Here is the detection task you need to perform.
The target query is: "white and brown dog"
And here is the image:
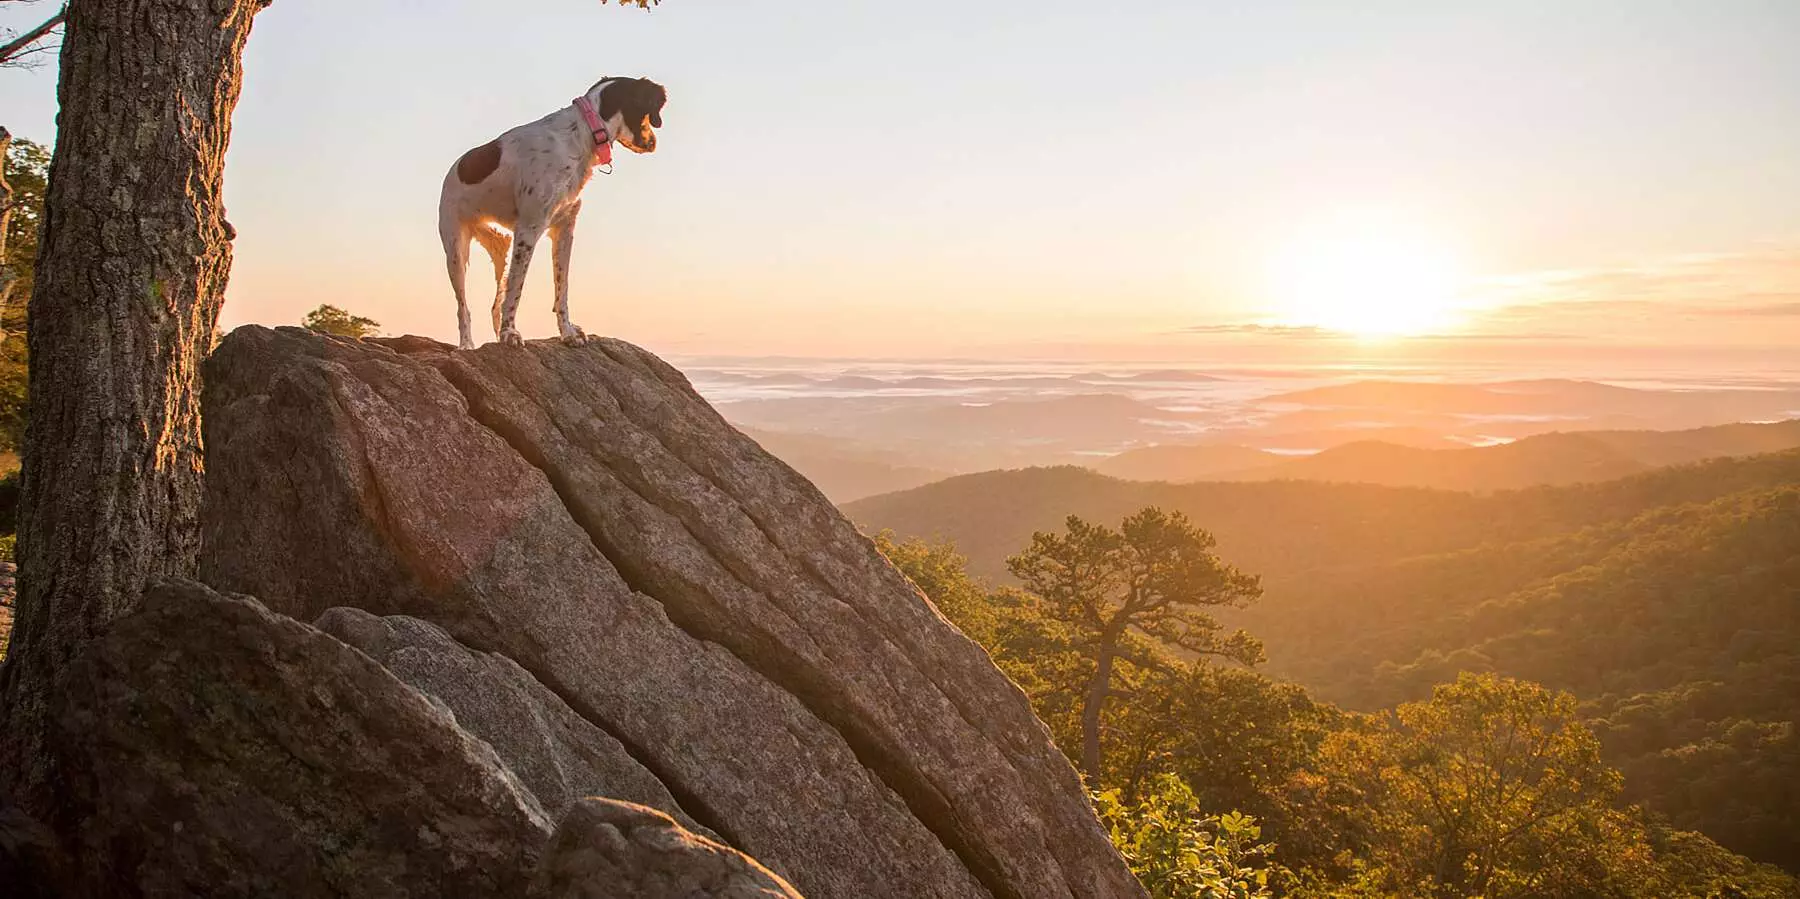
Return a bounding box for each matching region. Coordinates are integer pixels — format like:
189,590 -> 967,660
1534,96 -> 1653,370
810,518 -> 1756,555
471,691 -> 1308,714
438,76 -> 667,349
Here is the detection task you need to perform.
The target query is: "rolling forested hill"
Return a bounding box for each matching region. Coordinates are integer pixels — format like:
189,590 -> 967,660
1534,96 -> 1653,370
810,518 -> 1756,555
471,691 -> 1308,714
737,427 -> 951,502
846,450 -> 1800,869
1095,418 -> 1800,490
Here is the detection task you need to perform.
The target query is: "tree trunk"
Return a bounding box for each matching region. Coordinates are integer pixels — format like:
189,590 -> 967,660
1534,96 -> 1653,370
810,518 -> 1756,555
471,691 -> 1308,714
0,0 -> 265,816
1080,643 -> 1117,783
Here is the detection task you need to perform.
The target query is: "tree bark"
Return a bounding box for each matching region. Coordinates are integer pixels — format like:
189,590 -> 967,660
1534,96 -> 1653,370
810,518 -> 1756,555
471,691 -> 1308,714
0,0 -> 266,817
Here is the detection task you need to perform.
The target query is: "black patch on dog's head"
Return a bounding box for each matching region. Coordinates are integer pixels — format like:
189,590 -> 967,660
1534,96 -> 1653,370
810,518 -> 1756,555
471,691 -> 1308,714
456,140 -> 503,185
597,77 -> 668,130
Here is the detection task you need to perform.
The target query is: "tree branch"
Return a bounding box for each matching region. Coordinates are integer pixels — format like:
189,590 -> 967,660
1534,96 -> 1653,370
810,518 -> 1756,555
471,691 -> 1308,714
0,4 -> 66,67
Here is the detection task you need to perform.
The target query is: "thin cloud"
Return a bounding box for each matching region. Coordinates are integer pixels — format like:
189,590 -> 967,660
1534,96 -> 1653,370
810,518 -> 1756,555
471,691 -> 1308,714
1463,241 -> 1800,344
1411,331 -> 1584,341
1179,323 -> 1342,339
1701,295 -> 1800,317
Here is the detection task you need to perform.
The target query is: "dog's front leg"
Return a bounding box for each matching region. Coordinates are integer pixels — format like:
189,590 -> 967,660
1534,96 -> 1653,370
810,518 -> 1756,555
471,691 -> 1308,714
498,218 -> 548,346
550,205 -> 587,345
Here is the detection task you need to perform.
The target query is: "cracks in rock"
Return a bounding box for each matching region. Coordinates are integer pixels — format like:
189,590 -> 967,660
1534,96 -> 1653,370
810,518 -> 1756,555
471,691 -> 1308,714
576,346 -> 1034,896
440,348 -> 1018,899
424,361 -> 747,856
586,345 -> 1009,759
444,625 -> 736,851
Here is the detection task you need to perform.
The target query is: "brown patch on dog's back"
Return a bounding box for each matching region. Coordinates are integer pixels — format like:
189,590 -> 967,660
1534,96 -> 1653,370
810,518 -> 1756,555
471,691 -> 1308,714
456,140 -> 503,185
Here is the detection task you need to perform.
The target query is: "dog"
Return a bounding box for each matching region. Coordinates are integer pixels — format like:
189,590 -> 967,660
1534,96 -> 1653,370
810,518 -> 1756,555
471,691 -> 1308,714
438,76 -> 667,349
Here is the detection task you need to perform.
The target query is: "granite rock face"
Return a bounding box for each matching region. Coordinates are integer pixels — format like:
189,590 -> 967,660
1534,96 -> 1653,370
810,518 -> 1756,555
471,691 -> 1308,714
52,579 -> 552,898
314,606 -> 713,837
199,326 -> 1145,899
534,799 -> 803,899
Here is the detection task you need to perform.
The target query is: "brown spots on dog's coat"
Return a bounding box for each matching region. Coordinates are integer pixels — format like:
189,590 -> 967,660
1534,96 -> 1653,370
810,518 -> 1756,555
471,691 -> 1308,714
456,140 -> 503,185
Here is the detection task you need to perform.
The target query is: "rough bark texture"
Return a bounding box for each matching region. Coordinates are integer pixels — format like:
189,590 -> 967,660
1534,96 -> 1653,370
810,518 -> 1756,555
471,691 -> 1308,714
534,799 -> 803,899
53,579 -> 553,898
0,0 -> 264,811
200,326 -> 1146,899
314,606 -> 715,838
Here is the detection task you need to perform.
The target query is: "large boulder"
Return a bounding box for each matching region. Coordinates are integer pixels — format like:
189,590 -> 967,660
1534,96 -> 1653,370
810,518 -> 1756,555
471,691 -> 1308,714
52,579 -> 551,897
200,326 -> 1145,899
534,799 -> 801,899
314,607 -> 713,837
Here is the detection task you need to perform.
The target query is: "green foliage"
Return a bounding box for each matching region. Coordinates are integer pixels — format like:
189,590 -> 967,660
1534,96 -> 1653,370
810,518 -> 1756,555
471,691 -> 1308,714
1320,486 -> 1800,869
5,137 -> 49,293
1008,508 -> 1264,665
0,137 -> 49,454
1007,508 -> 1263,777
873,532 -> 997,645
1295,675 -> 1799,899
1316,674 -> 1626,898
301,304 -> 381,339
1105,662 -> 1349,870
877,518 -> 1800,897
1094,774 -> 1276,899
849,456 -> 1800,872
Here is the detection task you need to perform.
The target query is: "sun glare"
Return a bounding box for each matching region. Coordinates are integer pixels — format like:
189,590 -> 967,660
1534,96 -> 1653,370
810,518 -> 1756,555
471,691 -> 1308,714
1267,224 -> 1467,338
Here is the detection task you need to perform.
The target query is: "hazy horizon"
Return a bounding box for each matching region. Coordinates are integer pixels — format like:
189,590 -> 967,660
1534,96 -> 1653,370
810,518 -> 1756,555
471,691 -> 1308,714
4,1 -> 1799,360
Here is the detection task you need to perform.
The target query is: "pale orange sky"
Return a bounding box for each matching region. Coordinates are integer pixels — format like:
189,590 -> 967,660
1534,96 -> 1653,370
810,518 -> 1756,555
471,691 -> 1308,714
3,1 -> 1798,359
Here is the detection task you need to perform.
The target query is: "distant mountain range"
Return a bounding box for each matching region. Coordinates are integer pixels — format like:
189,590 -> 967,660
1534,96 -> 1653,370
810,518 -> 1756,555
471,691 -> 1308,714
719,375 -> 1800,478
738,428 -> 951,503
1097,419 -> 1800,491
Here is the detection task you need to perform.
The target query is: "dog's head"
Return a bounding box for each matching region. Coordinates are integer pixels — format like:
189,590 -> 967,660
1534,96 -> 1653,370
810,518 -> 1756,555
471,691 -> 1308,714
597,77 -> 667,155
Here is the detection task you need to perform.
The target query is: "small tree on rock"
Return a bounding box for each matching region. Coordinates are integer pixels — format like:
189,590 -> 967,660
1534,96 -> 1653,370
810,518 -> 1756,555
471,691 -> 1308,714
302,304 -> 381,338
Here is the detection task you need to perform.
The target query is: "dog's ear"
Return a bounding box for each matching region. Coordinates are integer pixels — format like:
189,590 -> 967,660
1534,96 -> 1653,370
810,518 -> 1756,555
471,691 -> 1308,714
632,78 -> 667,128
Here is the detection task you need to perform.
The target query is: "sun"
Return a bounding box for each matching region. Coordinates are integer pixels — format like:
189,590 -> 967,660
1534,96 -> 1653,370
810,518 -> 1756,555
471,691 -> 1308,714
1266,223 -> 1467,338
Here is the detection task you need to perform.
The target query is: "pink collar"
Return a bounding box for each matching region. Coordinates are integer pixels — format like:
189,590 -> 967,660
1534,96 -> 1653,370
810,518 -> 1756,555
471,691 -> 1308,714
573,95 -> 613,167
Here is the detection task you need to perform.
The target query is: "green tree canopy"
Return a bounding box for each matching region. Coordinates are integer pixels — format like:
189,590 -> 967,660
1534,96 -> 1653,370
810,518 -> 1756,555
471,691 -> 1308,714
877,526 -> 1799,897
1008,507 -> 1263,779
301,304 -> 381,339
1318,674 -> 1643,898
0,135 -> 48,453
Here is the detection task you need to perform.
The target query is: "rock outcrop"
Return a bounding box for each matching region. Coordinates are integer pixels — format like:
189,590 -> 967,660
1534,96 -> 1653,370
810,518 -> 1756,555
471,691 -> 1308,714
52,579 -> 552,897
314,607 -> 713,837
199,326 -> 1145,898
534,799 -> 802,899
35,578 -> 800,898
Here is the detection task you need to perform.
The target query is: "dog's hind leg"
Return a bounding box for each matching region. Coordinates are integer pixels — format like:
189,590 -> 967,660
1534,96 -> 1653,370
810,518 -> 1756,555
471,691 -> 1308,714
549,203 -> 586,345
497,217 -> 547,347
441,221 -> 475,350
472,226 -> 511,339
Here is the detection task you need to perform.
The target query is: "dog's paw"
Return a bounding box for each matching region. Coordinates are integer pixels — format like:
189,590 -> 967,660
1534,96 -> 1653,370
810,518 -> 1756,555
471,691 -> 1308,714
559,325 -> 590,347
499,327 -> 525,347
458,339 -> 477,351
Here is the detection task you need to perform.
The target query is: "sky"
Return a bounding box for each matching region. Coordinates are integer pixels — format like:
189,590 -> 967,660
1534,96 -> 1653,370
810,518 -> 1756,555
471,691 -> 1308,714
2,0 -> 1799,362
